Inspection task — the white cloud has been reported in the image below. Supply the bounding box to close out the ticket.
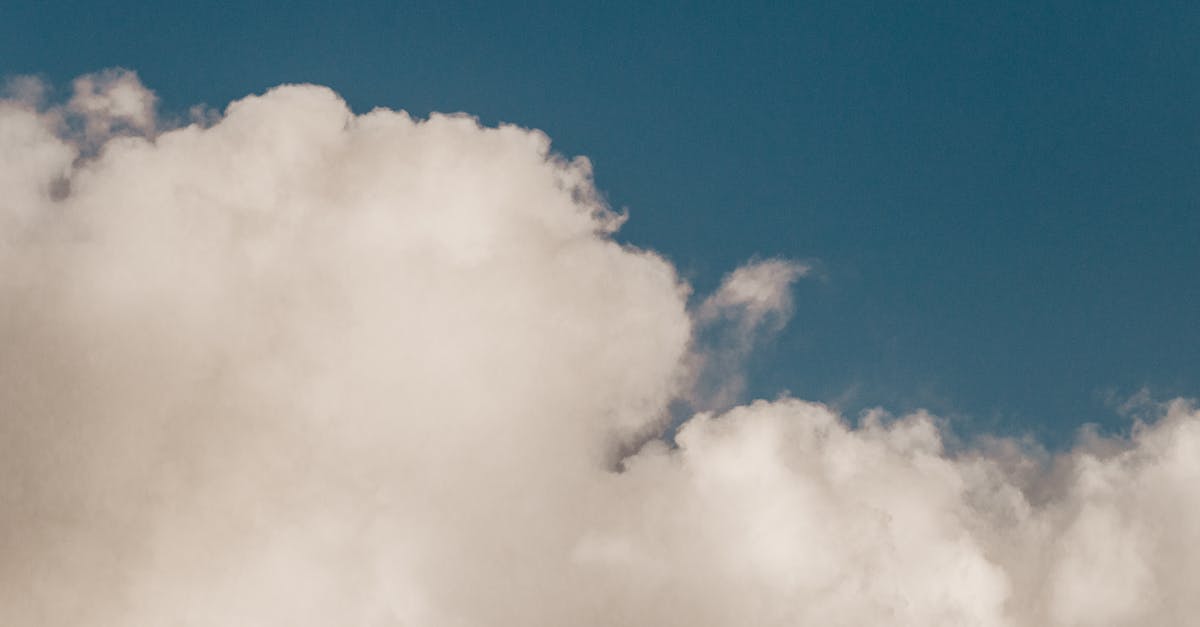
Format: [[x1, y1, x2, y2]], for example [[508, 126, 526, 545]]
[[1, 71, 1197, 626], [689, 259, 808, 409], [698, 258, 808, 329], [67, 68, 157, 143]]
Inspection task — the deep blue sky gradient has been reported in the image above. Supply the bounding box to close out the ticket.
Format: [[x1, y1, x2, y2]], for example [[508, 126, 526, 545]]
[[3, 1, 1198, 445]]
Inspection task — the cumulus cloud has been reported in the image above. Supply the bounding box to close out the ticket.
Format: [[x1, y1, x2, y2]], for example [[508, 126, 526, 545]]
[[1, 71, 1198, 626], [67, 68, 157, 142]]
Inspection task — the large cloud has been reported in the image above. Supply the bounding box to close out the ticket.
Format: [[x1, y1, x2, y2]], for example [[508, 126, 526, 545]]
[[1, 70, 1197, 626]]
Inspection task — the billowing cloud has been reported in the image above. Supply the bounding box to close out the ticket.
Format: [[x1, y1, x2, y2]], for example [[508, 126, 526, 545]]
[[66, 68, 158, 143], [1, 71, 1197, 626]]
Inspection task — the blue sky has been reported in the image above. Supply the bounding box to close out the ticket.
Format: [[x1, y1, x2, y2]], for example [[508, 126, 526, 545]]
[[4, 0, 1197, 445]]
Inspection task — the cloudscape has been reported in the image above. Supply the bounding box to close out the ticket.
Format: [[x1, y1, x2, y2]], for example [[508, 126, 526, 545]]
[[1, 70, 1198, 626]]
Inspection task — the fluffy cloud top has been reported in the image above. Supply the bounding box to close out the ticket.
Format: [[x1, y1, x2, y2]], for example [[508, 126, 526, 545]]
[[1, 70, 1197, 626]]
